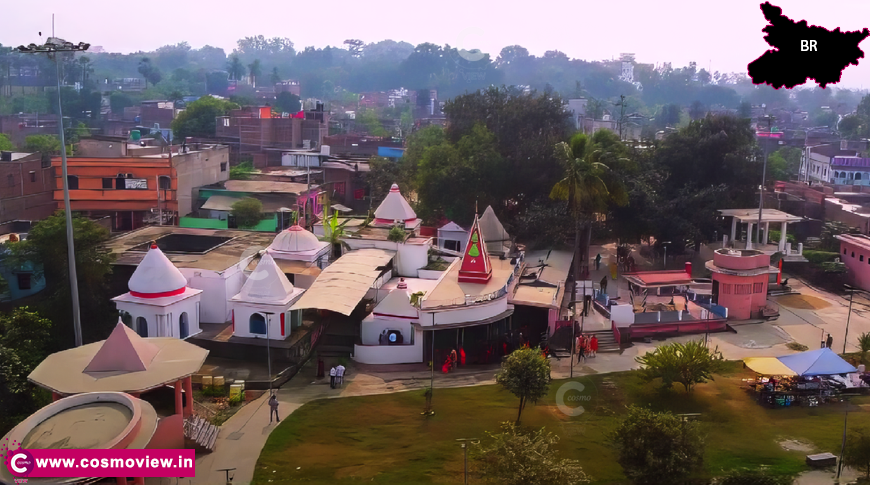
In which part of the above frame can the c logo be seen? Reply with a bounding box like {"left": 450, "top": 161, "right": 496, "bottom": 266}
{"left": 555, "top": 381, "right": 590, "bottom": 417}
{"left": 8, "top": 450, "right": 34, "bottom": 476}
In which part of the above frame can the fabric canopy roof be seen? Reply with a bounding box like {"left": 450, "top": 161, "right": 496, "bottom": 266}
{"left": 743, "top": 357, "right": 797, "bottom": 376}
{"left": 777, "top": 348, "right": 857, "bottom": 376}
{"left": 744, "top": 348, "right": 857, "bottom": 376}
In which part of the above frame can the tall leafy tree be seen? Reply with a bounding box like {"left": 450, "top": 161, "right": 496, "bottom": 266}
{"left": 137, "top": 57, "right": 162, "bottom": 88}
{"left": 170, "top": 96, "right": 239, "bottom": 139}
{"left": 473, "top": 423, "right": 589, "bottom": 485}
{"left": 610, "top": 406, "right": 705, "bottom": 485}
{"left": 550, "top": 133, "right": 627, "bottom": 296}
{"left": 8, "top": 214, "right": 116, "bottom": 347}
{"left": 0, "top": 307, "right": 53, "bottom": 435}
{"left": 495, "top": 346, "right": 550, "bottom": 425}
{"left": 270, "top": 66, "right": 281, "bottom": 85}
{"left": 227, "top": 55, "right": 246, "bottom": 81}
{"left": 247, "top": 59, "right": 261, "bottom": 88}
{"left": 0, "top": 133, "right": 13, "bottom": 151}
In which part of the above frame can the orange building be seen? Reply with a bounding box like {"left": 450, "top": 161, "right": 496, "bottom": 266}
{"left": 52, "top": 144, "right": 229, "bottom": 231}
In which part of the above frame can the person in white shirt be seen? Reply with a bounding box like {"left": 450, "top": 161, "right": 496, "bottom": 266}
{"left": 336, "top": 364, "right": 346, "bottom": 387}
{"left": 329, "top": 366, "right": 337, "bottom": 389}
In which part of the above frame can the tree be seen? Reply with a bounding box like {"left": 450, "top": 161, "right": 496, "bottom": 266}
{"left": 738, "top": 101, "right": 753, "bottom": 118}
{"left": 473, "top": 422, "right": 589, "bottom": 485}
{"left": 767, "top": 147, "right": 802, "bottom": 182}
{"left": 270, "top": 67, "right": 281, "bottom": 85}
{"left": 8, "top": 213, "right": 116, "bottom": 346}
{"left": 109, "top": 92, "right": 134, "bottom": 115}
{"left": 0, "top": 133, "right": 13, "bottom": 151}
{"left": 550, "top": 133, "right": 628, "bottom": 301}
{"left": 231, "top": 198, "right": 263, "bottom": 228}
{"left": 227, "top": 55, "right": 245, "bottom": 81}
{"left": 655, "top": 104, "right": 682, "bottom": 128}
{"left": 0, "top": 307, "right": 53, "bottom": 435}
{"left": 170, "top": 95, "right": 239, "bottom": 139}
{"left": 229, "top": 160, "right": 256, "bottom": 180}
{"left": 688, "top": 100, "right": 706, "bottom": 120}
{"left": 635, "top": 340, "right": 722, "bottom": 392}
{"left": 495, "top": 346, "right": 550, "bottom": 424}
{"left": 25, "top": 134, "right": 61, "bottom": 156}
{"left": 320, "top": 210, "right": 350, "bottom": 258}
{"left": 343, "top": 39, "right": 364, "bottom": 58}
{"left": 247, "top": 59, "right": 261, "bottom": 88}
{"left": 610, "top": 406, "right": 705, "bottom": 485}
{"left": 356, "top": 108, "right": 388, "bottom": 136}
{"left": 138, "top": 57, "right": 162, "bottom": 88}
{"left": 275, "top": 91, "right": 301, "bottom": 114}
{"left": 845, "top": 427, "right": 870, "bottom": 478}
{"left": 387, "top": 225, "right": 406, "bottom": 243}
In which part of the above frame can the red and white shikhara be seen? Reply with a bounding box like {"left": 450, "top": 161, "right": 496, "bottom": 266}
{"left": 112, "top": 242, "right": 203, "bottom": 339}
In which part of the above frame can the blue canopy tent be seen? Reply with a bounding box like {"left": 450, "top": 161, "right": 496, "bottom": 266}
{"left": 777, "top": 348, "right": 857, "bottom": 376}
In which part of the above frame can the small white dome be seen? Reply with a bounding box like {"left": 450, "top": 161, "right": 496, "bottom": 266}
{"left": 128, "top": 243, "right": 188, "bottom": 298}
{"left": 269, "top": 225, "right": 323, "bottom": 253}
{"left": 374, "top": 183, "right": 417, "bottom": 222}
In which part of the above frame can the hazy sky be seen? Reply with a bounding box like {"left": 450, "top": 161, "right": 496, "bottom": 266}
{"left": 3, "top": 0, "right": 869, "bottom": 89}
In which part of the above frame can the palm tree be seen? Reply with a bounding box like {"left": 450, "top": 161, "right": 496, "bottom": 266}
{"left": 550, "top": 134, "right": 628, "bottom": 306}
{"left": 270, "top": 67, "right": 281, "bottom": 85}
{"left": 319, "top": 210, "right": 350, "bottom": 259}
{"left": 138, "top": 57, "right": 153, "bottom": 88}
{"left": 248, "top": 59, "right": 261, "bottom": 88}
{"left": 227, "top": 55, "right": 245, "bottom": 82}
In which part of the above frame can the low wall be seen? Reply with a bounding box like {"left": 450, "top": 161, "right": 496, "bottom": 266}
{"left": 353, "top": 342, "right": 423, "bottom": 364}
{"left": 627, "top": 318, "right": 728, "bottom": 341}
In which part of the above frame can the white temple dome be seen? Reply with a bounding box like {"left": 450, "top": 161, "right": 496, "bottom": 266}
{"left": 269, "top": 225, "right": 324, "bottom": 253}
{"left": 235, "top": 253, "right": 296, "bottom": 303}
{"left": 128, "top": 243, "right": 188, "bottom": 298}
{"left": 374, "top": 183, "right": 417, "bottom": 223}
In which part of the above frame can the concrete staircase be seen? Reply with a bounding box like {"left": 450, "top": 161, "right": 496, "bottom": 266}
{"left": 585, "top": 330, "right": 621, "bottom": 353}
{"left": 184, "top": 415, "right": 219, "bottom": 453}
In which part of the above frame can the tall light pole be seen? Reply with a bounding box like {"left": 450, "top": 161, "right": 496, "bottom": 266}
{"left": 18, "top": 37, "right": 89, "bottom": 347}
{"left": 844, "top": 285, "right": 856, "bottom": 354}
{"left": 456, "top": 438, "right": 478, "bottom": 485}
{"left": 262, "top": 311, "right": 275, "bottom": 394}
{"left": 662, "top": 241, "right": 672, "bottom": 270}
{"left": 756, "top": 115, "right": 775, "bottom": 245}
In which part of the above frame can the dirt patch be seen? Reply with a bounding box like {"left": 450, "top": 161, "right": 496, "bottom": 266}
{"left": 776, "top": 294, "right": 831, "bottom": 310}
{"left": 779, "top": 439, "right": 815, "bottom": 452}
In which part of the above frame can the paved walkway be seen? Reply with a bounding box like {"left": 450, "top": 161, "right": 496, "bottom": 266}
{"left": 146, "top": 263, "right": 870, "bottom": 485}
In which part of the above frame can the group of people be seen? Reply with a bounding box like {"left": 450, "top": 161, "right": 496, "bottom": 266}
{"left": 575, "top": 334, "right": 599, "bottom": 362}
{"left": 442, "top": 348, "right": 466, "bottom": 373}
{"left": 329, "top": 363, "right": 346, "bottom": 389}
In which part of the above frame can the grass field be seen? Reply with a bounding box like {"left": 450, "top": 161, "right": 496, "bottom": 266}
{"left": 254, "top": 363, "right": 870, "bottom": 484}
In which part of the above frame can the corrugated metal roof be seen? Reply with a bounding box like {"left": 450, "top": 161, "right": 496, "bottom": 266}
{"left": 290, "top": 248, "right": 395, "bottom": 315}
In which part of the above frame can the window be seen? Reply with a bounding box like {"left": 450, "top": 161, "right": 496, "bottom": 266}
{"left": 29, "top": 171, "right": 35, "bottom": 183}
{"left": 102, "top": 178, "right": 113, "bottom": 189}
{"left": 16, "top": 273, "right": 32, "bottom": 290}
{"left": 120, "top": 311, "right": 133, "bottom": 327}
{"left": 858, "top": 173, "right": 863, "bottom": 181}
{"left": 116, "top": 175, "right": 126, "bottom": 190}
{"left": 249, "top": 313, "right": 267, "bottom": 335}
{"left": 6, "top": 174, "right": 12, "bottom": 187}
{"left": 41, "top": 157, "right": 50, "bottom": 169}
{"left": 721, "top": 283, "right": 732, "bottom": 294}
{"left": 753, "top": 282, "right": 764, "bottom": 293}
{"left": 66, "top": 175, "right": 78, "bottom": 190}
{"left": 179, "top": 312, "right": 189, "bottom": 339}
{"left": 136, "top": 317, "right": 148, "bottom": 337}
{"left": 735, "top": 284, "right": 753, "bottom": 295}
{"left": 834, "top": 171, "right": 840, "bottom": 178}
{"left": 445, "top": 240, "right": 460, "bottom": 252}
{"left": 862, "top": 255, "right": 865, "bottom": 262}
{"left": 222, "top": 118, "right": 230, "bottom": 127}
{"left": 845, "top": 248, "right": 848, "bottom": 254}
{"left": 220, "top": 162, "right": 227, "bottom": 172}
{"left": 158, "top": 176, "right": 171, "bottom": 190}
{"left": 853, "top": 252, "right": 856, "bottom": 258}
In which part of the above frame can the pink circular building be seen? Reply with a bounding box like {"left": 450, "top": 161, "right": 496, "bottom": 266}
{"left": 705, "top": 248, "right": 779, "bottom": 320}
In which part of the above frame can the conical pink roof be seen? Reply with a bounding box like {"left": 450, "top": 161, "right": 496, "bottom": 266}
{"left": 374, "top": 183, "right": 417, "bottom": 223}
{"left": 84, "top": 319, "right": 160, "bottom": 373}
{"left": 128, "top": 243, "right": 188, "bottom": 298}
{"left": 373, "top": 278, "right": 419, "bottom": 319}
{"left": 235, "top": 253, "right": 296, "bottom": 303}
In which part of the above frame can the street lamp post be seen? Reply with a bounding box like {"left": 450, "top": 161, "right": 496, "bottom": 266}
{"left": 662, "top": 241, "right": 672, "bottom": 270}
{"left": 567, "top": 306, "right": 575, "bottom": 379}
{"left": 17, "top": 37, "right": 89, "bottom": 347}
{"left": 456, "top": 438, "right": 478, "bottom": 485}
{"left": 756, "top": 115, "right": 775, "bottom": 245}
{"left": 844, "top": 285, "right": 856, "bottom": 354}
{"left": 262, "top": 311, "right": 275, "bottom": 394}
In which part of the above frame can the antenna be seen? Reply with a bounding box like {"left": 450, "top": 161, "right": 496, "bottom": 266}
{"left": 52, "top": 14, "right": 54, "bottom": 37}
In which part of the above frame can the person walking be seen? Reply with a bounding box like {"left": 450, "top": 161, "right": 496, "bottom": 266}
{"left": 329, "top": 366, "right": 337, "bottom": 389}
{"left": 577, "top": 334, "right": 586, "bottom": 363}
{"left": 590, "top": 335, "right": 599, "bottom": 358}
{"left": 450, "top": 349, "right": 458, "bottom": 370}
{"left": 826, "top": 333, "right": 834, "bottom": 349}
{"left": 336, "top": 363, "right": 346, "bottom": 387}
{"left": 595, "top": 253, "right": 602, "bottom": 271}
{"left": 268, "top": 394, "right": 280, "bottom": 423}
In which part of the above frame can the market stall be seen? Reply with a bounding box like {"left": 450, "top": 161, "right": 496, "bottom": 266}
{"left": 742, "top": 348, "right": 861, "bottom": 408}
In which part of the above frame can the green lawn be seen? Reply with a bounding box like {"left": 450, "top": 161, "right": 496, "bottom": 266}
{"left": 254, "top": 363, "right": 870, "bottom": 484}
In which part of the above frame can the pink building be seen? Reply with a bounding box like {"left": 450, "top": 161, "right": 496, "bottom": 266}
{"left": 836, "top": 234, "right": 870, "bottom": 291}
{"left": 706, "top": 248, "right": 779, "bottom": 320}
